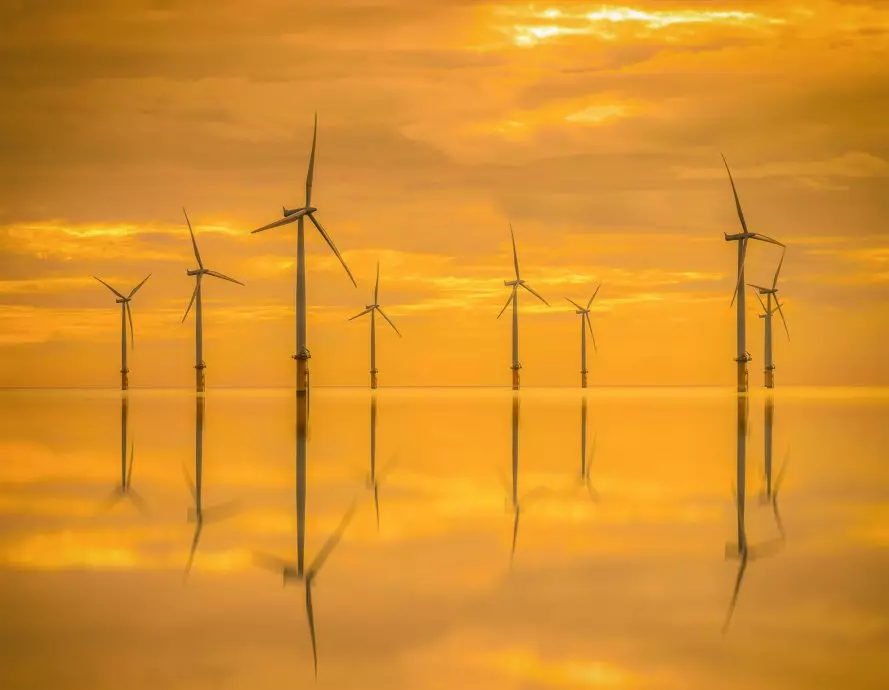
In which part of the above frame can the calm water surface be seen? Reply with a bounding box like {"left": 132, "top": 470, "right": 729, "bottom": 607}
{"left": 1, "top": 387, "right": 887, "bottom": 689}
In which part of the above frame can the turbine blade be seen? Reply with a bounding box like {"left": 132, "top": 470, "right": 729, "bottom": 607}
{"left": 520, "top": 282, "right": 549, "bottom": 306}
{"left": 252, "top": 551, "right": 295, "bottom": 574}
{"left": 748, "top": 536, "right": 785, "bottom": 561}
{"left": 306, "top": 112, "right": 318, "bottom": 207}
{"left": 377, "top": 452, "right": 400, "bottom": 483}
{"left": 307, "top": 213, "right": 357, "bottom": 287}
{"left": 730, "top": 239, "right": 748, "bottom": 307}
{"left": 510, "top": 509, "right": 520, "bottom": 565}
{"left": 587, "top": 284, "right": 601, "bottom": 310}
{"left": 775, "top": 299, "right": 790, "bottom": 341}
{"left": 183, "top": 207, "right": 203, "bottom": 269}
{"left": 305, "top": 581, "right": 318, "bottom": 679}
{"left": 250, "top": 213, "right": 300, "bottom": 234}
{"left": 94, "top": 276, "right": 125, "bottom": 299}
{"left": 126, "top": 489, "right": 150, "bottom": 517}
{"left": 184, "top": 522, "right": 203, "bottom": 580}
{"left": 377, "top": 307, "right": 402, "bottom": 337}
{"left": 753, "top": 290, "right": 768, "bottom": 315}
{"left": 348, "top": 307, "right": 373, "bottom": 321}
{"left": 497, "top": 292, "right": 513, "bottom": 319}
{"left": 774, "top": 449, "right": 790, "bottom": 494}
{"left": 128, "top": 273, "right": 151, "bottom": 299}
{"left": 126, "top": 438, "right": 135, "bottom": 489}
{"left": 202, "top": 500, "right": 240, "bottom": 523}
{"left": 751, "top": 233, "right": 785, "bottom": 248}
{"left": 182, "top": 281, "right": 199, "bottom": 324}
{"left": 509, "top": 222, "right": 520, "bottom": 280}
{"left": 565, "top": 297, "right": 584, "bottom": 311}
{"left": 772, "top": 246, "right": 786, "bottom": 290}
{"left": 586, "top": 313, "right": 596, "bottom": 352}
{"left": 126, "top": 302, "right": 135, "bottom": 350}
{"left": 721, "top": 554, "right": 748, "bottom": 636}
{"left": 306, "top": 500, "right": 358, "bottom": 575}
{"left": 204, "top": 270, "right": 246, "bottom": 286}
{"left": 374, "top": 261, "right": 380, "bottom": 305}
{"left": 721, "top": 154, "right": 748, "bottom": 234}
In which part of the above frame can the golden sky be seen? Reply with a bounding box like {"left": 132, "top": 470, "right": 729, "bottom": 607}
{"left": 1, "top": 0, "right": 888, "bottom": 388}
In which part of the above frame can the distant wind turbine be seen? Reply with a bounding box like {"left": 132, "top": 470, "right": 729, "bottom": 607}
{"left": 749, "top": 248, "right": 789, "bottom": 389}
{"left": 349, "top": 262, "right": 402, "bottom": 389}
{"left": 498, "top": 223, "right": 548, "bottom": 390}
{"left": 94, "top": 273, "right": 151, "bottom": 390}
{"left": 566, "top": 285, "right": 601, "bottom": 388}
{"left": 251, "top": 113, "right": 357, "bottom": 395}
{"left": 721, "top": 154, "right": 785, "bottom": 393}
{"left": 183, "top": 394, "right": 239, "bottom": 582}
{"left": 181, "top": 208, "right": 245, "bottom": 392}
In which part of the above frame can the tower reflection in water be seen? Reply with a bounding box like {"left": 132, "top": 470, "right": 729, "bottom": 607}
{"left": 99, "top": 393, "right": 148, "bottom": 516}
{"left": 254, "top": 392, "right": 357, "bottom": 678}
{"left": 723, "top": 392, "right": 787, "bottom": 635}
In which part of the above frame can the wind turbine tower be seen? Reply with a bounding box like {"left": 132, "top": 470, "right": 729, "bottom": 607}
{"left": 181, "top": 208, "right": 245, "bottom": 392}
{"left": 95, "top": 274, "right": 151, "bottom": 390}
{"left": 498, "top": 223, "right": 549, "bottom": 390}
{"left": 251, "top": 114, "right": 357, "bottom": 396}
{"left": 721, "top": 155, "right": 784, "bottom": 393}
{"left": 566, "top": 285, "right": 601, "bottom": 388}
{"left": 349, "top": 262, "right": 402, "bottom": 389}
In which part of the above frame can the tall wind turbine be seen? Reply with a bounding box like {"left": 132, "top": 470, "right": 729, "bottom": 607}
{"left": 99, "top": 394, "right": 148, "bottom": 515}
{"left": 723, "top": 393, "right": 784, "bottom": 635}
{"left": 349, "top": 262, "right": 402, "bottom": 389}
{"left": 95, "top": 274, "right": 151, "bottom": 390}
{"left": 253, "top": 392, "right": 358, "bottom": 678}
{"left": 566, "top": 285, "right": 601, "bottom": 388}
{"left": 181, "top": 208, "right": 245, "bottom": 392}
{"left": 749, "top": 249, "right": 790, "bottom": 389}
{"left": 250, "top": 114, "right": 357, "bottom": 395}
{"left": 498, "top": 223, "right": 549, "bottom": 390}
{"left": 183, "top": 394, "right": 239, "bottom": 581}
{"left": 721, "top": 155, "right": 785, "bottom": 393}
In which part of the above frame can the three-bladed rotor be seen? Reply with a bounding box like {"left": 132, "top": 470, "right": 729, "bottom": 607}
{"left": 565, "top": 284, "right": 601, "bottom": 352}
{"left": 94, "top": 273, "right": 152, "bottom": 349}
{"left": 498, "top": 222, "right": 549, "bottom": 318}
{"left": 181, "top": 207, "right": 245, "bottom": 323}
{"left": 749, "top": 247, "right": 790, "bottom": 341}
{"left": 349, "top": 262, "right": 402, "bottom": 336}
{"left": 251, "top": 113, "right": 357, "bottom": 288}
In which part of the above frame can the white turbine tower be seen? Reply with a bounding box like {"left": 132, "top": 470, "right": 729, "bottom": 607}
{"left": 748, "top": 249, "right": 789, "bottom": 389}
{"left": 721, "top": 154, "right": 785, "bottom": 393}
{"left": 181, "top": 208, "right": 245, "bottom": 392}
{"left": 349, "top": 262, "right": 402, "bottom": 389}
{"left": 566, "top": 285, "right": 601, "bottom": 388}
{"left": 94, "top": 273, "right": 151, "bottom": 390}
{"left": 497, "top": 223, "right": 548, "bottom": 390}
{"left": 250, "top": 113, "right": 357, "bottom": 395}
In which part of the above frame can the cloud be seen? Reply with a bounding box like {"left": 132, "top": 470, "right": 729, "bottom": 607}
{"left": 676, "top": 152, "right": 889, "bottom": 180}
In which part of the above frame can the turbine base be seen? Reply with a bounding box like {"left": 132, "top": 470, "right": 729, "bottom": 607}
{"left": 370, "top": 369, "right": 378, "bottom": 390}
{"left": 511, "top": 367, "right": 520, "bottom": 391}
{"left": 764, "top": 368, "right": 775, "bottom": 389}
{"left": 195, "top": 364, "right": 206, "bottom": 393}
{"left": 581, "top": 370, "right": 588, "bottom": 389}
{"left": 296, "top": 356, "right": 309, "bottom": 394}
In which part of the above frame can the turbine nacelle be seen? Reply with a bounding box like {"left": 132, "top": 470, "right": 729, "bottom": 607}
{"left": 114, "top": 297, "right": 131, "bottom": 304}
{"left": 186, "top": 268, "right": 204, "bottom": 277}
{"left": 282, "top": 206, "right": 317, "bottom": 218}
{"left": 725, "top": 232, "right": 756, "bottom": 242}
{"left": 504, "top": 279, "right": 523, "bottom": 287}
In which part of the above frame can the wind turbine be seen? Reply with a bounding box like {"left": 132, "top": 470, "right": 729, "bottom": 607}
{"left": 99, "top": 394, "right": 148, "bottom": 515}
{"left": 579, "top": 397, "right": 599, "bottom": 502}
{"left": 566, "top": 285, "right": 601, "bottom": 388}
{"left": 498, "top": 223, "right": 549, "bottom": 390}
{"left": 183, "top": 394, "right": 239, "bottom": 581}
{"left": 349, "top": 262, "right": 402, "bottom": 389}
{"left": 721, "top": 155, "right": 785, "bottom": 393}
{"left": 749, "top": 248, "right": 790, "bottom": 389}
{"left": 366, "top": 393, "right": 398, "bottom": 531}
{"left": 250, "top": 113, "right": 357, "bottom": 395}
{"left": 253, "top": 392, "right": 358, "bottom": 678}
{"left": 94, "top": 274, "right": 151, "bottom": 390}
{"left": 723, "top": 393, "right": 784, "bottom": 635}
{"left": 181, "top": 208, "right": 245, "bottom": 392}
